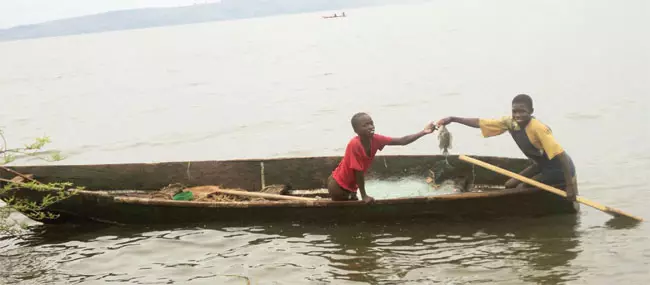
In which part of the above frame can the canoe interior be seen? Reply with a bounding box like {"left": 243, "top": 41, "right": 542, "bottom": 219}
{"left": 1, "top": 155, "right": 531, "bottom": 192}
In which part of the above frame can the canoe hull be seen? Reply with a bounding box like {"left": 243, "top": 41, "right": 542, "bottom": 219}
{"left": 1, "top": 155, "right": 579, "bottom": 225}
{"left": 4, "top": 187, "right": 578, "bottom": 225}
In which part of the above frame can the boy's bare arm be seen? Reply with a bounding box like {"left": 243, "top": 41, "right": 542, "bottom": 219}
{"left": 387, "top": 122, "right": 436, "bottom": 145}
{"left": 388, "top": 131, "right": 427, "bottom": 146}
{"left": 355, "top": 170, "right": 374, "bottom": 203}
{"left": 437, "top": 117, "right": 480, "bottom": 128}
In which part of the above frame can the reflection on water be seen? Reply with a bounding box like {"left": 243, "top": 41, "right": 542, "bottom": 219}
{"left": 1, "top": 216, "right": 582, "bottom": 284}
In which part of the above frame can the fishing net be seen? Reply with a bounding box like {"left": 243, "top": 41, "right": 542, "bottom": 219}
{"left": 143, "top": 183, "right": 293, "bottom": 202}
{"left": 426, "top": 126, "right": 478, "bottom": 192}
{"left": 196, "top": 193, "right": 253, "bottom": 202}
{"left": 430, "top": 159, "right": 457, "bottom": 183}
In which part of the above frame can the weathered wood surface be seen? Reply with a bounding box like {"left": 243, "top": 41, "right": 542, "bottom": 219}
{"left": 0, "top": 154, "right": 578, "bottom": 225}
{"left": 7, "top": 186, "right": 576, "bottom": 225}
{"left": 2, "top": 185, "right": 579, "bottom": 225}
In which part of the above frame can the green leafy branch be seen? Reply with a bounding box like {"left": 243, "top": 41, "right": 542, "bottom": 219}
{"left": 1, "top": 128, "right": 78, "bottom": 237}
{"left": 0, "top": 129, "right": 64, "bottom": 164}
{"left": 2, "top": 183, "right": 76, "bottom": 220}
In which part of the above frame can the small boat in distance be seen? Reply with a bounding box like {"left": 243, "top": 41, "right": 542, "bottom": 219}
{"left": 323, "top": 12, "right": 346, "bottom": 19}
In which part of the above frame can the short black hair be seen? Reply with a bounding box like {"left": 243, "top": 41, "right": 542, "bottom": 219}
{"left": 512, "top": 94, "right": 533, "bottom": 110}
{"left": 350, "top": 112, "right": 368, "bottom": 128}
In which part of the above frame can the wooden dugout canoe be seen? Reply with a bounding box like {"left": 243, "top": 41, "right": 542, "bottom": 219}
{"left": 0, "top": 155, "right": 578, "bottom": 225}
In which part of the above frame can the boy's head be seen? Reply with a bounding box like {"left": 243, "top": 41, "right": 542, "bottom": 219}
{"left": 351, "top": 112, "right": 375, "bottom": 138}
{"left": 511, "top": 94, "right": 534, "bottom": 126}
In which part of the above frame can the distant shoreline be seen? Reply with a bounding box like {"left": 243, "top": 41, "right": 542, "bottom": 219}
{"left": 0, "top": 0, "right": 427, "bottom": 42}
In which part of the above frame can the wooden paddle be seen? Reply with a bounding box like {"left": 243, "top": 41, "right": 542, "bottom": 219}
{"left": 459, "top": 155, "right": 643, "bottom": 222}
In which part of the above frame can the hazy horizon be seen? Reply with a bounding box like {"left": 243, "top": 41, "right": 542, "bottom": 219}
{"left": 0, "top": 0, "right": 424, "bottom": 42}
{"left": 0, "top": 0, "right": 221, "bottom": 29}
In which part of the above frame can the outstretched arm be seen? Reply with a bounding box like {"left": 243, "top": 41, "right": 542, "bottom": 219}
{"left": 387, "top": 122, "right": 436, "bottom": 146}
{"left": 437, "top": 117, "right": 480, "bottom": 128}
{"left": 387, "top": 130, "right": 427, "bottom": 146}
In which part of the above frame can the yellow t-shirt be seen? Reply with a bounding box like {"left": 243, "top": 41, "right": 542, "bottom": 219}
{"left": 478, "top": 116, "right": 564, "bottom": 160}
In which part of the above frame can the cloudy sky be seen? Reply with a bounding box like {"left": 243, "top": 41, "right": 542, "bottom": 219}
{"left": 0, "top": 0, "right": 221, "bottom": 28}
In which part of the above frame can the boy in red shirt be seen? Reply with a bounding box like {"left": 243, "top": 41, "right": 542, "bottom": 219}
{"left": 328, "top": 112, "right": 436, "bottom": 203}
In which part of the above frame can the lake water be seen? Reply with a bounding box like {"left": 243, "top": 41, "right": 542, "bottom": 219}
{"left": 1, "top": 0, "right": 649, "bottom": 284}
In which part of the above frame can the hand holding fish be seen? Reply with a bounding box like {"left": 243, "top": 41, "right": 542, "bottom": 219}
{"left": 423, "top": 122, "right": 437, "bottom": 134}
{"left": 436, "top": 116, "right": 480, "bottom": 128}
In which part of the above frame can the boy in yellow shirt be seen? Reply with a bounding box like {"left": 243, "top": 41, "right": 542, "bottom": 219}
{"left": 437, "top": 94, "right": 577, "bottom": 201}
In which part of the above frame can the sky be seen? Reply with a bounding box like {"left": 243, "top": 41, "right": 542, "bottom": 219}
{"left": 0, "top": 0, "right": 222, "bottom": 29}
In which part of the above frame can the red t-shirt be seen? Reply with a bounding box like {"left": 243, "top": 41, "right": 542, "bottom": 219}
{"left": 332, "top": 134, "right": 392, "bottom": 192}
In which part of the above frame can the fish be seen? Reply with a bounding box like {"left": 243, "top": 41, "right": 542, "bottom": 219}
{"left": 438, "top": 125, "right": 452, "bottom": 155}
